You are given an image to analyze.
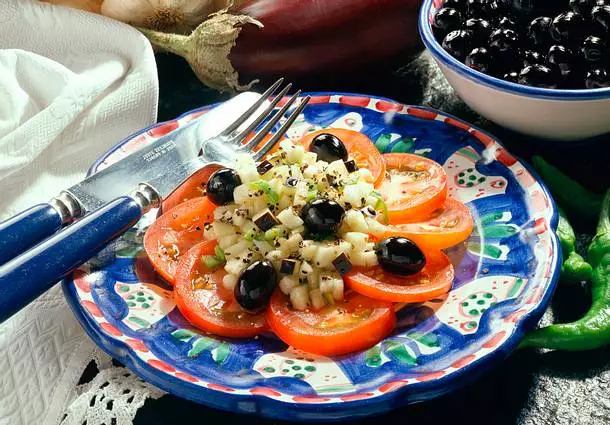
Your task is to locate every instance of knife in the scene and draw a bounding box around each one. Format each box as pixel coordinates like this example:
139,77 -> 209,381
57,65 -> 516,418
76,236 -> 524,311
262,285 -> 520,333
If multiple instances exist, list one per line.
0,83 -> 284,322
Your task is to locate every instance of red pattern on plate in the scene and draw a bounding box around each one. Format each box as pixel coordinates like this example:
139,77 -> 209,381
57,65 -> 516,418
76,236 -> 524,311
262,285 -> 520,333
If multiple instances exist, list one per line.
207,383 -> 235,392
148,359 -> 176,373
73,270 -> 91,293
451,355 -> 476,369
406,107 -> 438,120
375,100 -> 403,113
100,322 -> 122,337
147,121 -> 179,138
470,129 -> 495,147
81,300 -> 102,317
292,396 -> 332,403
338,96 -> 371,107
482,331 -> 507,349
340,393 -> 375,402
250,387 -> 282,397
379,381 -> 409,393
175,372 -> 199,383
125,338 -> 149,352
415,371 -> 445,382
444,117 -> 471,131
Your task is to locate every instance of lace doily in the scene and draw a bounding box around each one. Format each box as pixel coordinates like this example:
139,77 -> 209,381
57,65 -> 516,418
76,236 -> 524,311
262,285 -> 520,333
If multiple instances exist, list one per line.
60,351 -> 165,425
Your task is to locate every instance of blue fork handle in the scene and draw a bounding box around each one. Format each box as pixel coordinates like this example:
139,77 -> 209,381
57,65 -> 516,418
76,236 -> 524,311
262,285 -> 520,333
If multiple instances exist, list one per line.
0,196 -> 143,323
0,204 -> 63,266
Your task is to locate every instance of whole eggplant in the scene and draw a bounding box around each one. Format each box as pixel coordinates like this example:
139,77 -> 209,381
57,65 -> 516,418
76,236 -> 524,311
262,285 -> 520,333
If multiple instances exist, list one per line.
231,0 -> 422,77
137,0 -> 422,90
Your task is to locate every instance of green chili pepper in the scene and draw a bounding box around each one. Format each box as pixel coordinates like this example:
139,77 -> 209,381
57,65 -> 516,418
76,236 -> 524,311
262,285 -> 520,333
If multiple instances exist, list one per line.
556,207 -> 592,285
520,190 -> 610,351
532,156 -> 603,221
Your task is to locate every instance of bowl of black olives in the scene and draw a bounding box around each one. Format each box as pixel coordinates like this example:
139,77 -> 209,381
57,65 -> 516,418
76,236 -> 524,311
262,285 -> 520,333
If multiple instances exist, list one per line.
419,0 -> 610,140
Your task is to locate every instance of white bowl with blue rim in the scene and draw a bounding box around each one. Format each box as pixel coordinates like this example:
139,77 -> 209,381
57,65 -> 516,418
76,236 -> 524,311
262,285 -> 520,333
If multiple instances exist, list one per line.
419,0 -> 610,141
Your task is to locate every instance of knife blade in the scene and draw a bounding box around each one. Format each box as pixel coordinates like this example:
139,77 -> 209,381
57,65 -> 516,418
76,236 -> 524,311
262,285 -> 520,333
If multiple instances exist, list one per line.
68,91 -> 264,212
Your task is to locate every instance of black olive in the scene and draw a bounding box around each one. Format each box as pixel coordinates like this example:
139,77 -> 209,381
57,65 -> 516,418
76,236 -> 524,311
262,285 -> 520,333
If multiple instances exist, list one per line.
585,66 -> 610,87
300,199 -> 345,235
523,49 -> 546,67
518,63 -> 560,88
503,70 -> 521,82
442,30 -> 474,61
444,0 -> 469,12
466,47 -> 492,72
548,44 -> 578,76
309,133 -> 348,163
467,0 -> 500,18
206,168 -> 242,206
592,4 -> 610,33
234,260 -> 277,312
582,35 -> 606,61
376,237 -> 426,276
508,0 -> 566,16
489,28 -> 520,61
498,15 -> 519,31
527,16 -> 554,46
551,11 -> 585,45
465,18 -> 493,44
570,0 -> 602,15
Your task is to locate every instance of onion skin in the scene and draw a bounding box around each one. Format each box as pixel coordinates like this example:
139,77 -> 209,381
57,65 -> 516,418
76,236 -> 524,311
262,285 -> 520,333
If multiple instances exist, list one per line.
230,0 -> 422,77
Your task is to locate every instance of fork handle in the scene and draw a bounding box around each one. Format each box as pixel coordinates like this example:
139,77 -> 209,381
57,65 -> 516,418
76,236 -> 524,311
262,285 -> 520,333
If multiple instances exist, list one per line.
0,196 -> 143,323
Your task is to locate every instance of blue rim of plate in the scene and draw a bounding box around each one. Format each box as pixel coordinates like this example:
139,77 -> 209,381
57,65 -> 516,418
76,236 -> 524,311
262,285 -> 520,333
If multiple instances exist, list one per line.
419,0 -> 610,101
63,92 -> 561,422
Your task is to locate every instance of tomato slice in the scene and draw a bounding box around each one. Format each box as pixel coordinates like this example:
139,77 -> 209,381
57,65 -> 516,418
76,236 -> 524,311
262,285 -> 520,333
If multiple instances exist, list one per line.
174,241 -> 267,338
162,164 -> 222,212
143,197 -> 216,284
267,290 -> 395,356
344,251 -> 454,303
381,199 -> 474,250
378,153 -> 448,223
297,128 -> 386,187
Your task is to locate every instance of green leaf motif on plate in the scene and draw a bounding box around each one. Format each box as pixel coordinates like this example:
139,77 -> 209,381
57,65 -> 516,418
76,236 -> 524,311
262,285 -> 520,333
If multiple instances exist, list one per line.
467,242 -> 504,260
481,224 -> 518,239
410,332 -> 440,348
187,336 -> 216,358
384,341 -> 417,366
365,345 -> 383,367
212,342 -> 230,365
171,329 -> 197,342
390,138 -> 415,153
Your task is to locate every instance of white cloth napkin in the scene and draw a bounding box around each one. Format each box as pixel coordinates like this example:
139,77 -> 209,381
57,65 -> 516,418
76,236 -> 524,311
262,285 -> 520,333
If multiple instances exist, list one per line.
0,1 -> 158,424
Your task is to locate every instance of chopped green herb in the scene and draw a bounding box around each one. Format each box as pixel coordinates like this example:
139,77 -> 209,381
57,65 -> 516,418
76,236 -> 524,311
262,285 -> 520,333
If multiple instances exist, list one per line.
249,180 -> 279,205
202,255 -> 223,271
214,245 -> 225,262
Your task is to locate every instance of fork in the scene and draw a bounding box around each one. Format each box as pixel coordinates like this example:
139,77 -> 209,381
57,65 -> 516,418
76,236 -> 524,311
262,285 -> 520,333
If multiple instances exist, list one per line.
0,81 -> 310,322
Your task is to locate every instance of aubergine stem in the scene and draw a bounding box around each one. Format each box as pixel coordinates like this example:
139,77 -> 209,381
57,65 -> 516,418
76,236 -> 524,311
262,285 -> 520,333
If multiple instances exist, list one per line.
137,10 -> 262,91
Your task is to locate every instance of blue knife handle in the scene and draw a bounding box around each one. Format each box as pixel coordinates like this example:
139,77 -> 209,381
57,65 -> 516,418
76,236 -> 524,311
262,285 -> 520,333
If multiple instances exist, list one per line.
0,196 -> 143,323
0,204 -> 63,266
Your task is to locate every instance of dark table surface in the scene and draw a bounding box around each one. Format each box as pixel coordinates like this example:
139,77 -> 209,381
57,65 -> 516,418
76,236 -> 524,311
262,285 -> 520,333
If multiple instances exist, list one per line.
129,51 -> 610,425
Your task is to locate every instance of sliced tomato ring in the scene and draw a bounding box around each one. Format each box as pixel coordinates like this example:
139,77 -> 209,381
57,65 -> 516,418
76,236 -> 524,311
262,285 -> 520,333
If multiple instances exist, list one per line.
143,197 -> 216,284
378,153 -> 448,223
267,290 -> 395,356
297,128 -> 386,187
174,241 -> 267,338
380,198 -> 474,250
344,251 -> 454,303
162,164 -> 223,212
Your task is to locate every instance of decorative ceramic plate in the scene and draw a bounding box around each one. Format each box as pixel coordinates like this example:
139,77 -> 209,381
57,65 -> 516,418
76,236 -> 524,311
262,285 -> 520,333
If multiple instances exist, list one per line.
63,93 -> 560,421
